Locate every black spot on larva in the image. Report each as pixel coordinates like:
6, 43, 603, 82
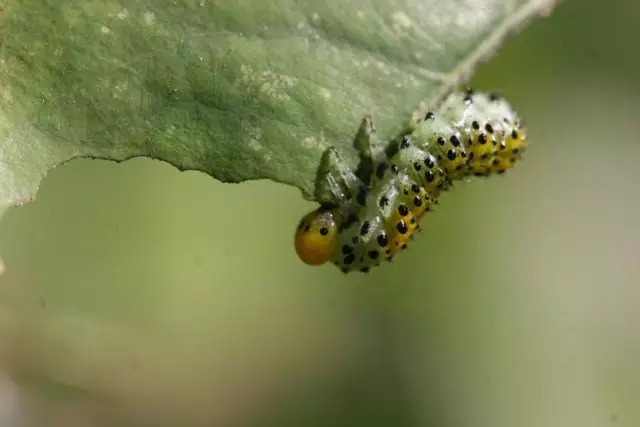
400, 136, 411, 149
356, 187, 367, 206
368, 250, 379, 260
379, 194, 389, 208
456, 164, 463, 171
492, 159, 501, 166
471, 121, 480, 130
503, 117, 511, 124
512, 148, 520, 155
425, 111, 435, 120
424, 157, 435, 168
376, 162, 389, 179
377, 233, 388, 247
450, 135, 461, 147
413, 161, 422, 171
478, 133, 487, 144
403, 189, 409, 195
342, 245, 353, 254
360, 221, 370, 236
481, 153, 489, 160
401, 244, 408, 250
398, 204, 409, 216
510, 157, 518, 163
511, 129, 519, 139
447, 149, 456, 161
390, 164, 399, 175
485, 123, 494, 134
425, 170, 435, 183
498, 169, 506, 174
474, 172, 485, 177
320, 227, 328, 235
437, 154, 443, 161
352, 236, 359, 245
410, 217, 416, 224
360, 267, 370, 273
411, 183, 421, 193
468, 152, 474, 160
396, 220, 408, 234
343, 253, 355, 265
304, 224, 310, 233
437, 136, 446, 146
489, 92, 501, 101
499, 142, 506, 150
413, 196, 423, 207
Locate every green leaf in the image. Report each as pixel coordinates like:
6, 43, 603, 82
0, 0, 559, 211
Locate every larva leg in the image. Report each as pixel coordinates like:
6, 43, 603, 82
314, 147, 364, 205
352, 115, 379, 161
353, 115, 387, 184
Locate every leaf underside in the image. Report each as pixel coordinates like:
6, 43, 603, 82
0, 0, 559, 212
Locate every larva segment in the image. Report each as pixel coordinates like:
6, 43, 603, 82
493, 128, 527, 173
374, 144, 449, 201
411, 116, 468, 182
333, 214, 387, 273
437, 91, 528, 176
387, 207, 418, 256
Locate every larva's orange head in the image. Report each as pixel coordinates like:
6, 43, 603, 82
294, 207, 340, 266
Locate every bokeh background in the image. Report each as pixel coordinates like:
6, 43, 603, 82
0, 0, 639, 426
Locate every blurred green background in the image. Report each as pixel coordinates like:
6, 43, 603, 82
1, 0, 639, 426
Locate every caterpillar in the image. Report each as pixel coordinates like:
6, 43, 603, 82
295, 89, 527, 273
